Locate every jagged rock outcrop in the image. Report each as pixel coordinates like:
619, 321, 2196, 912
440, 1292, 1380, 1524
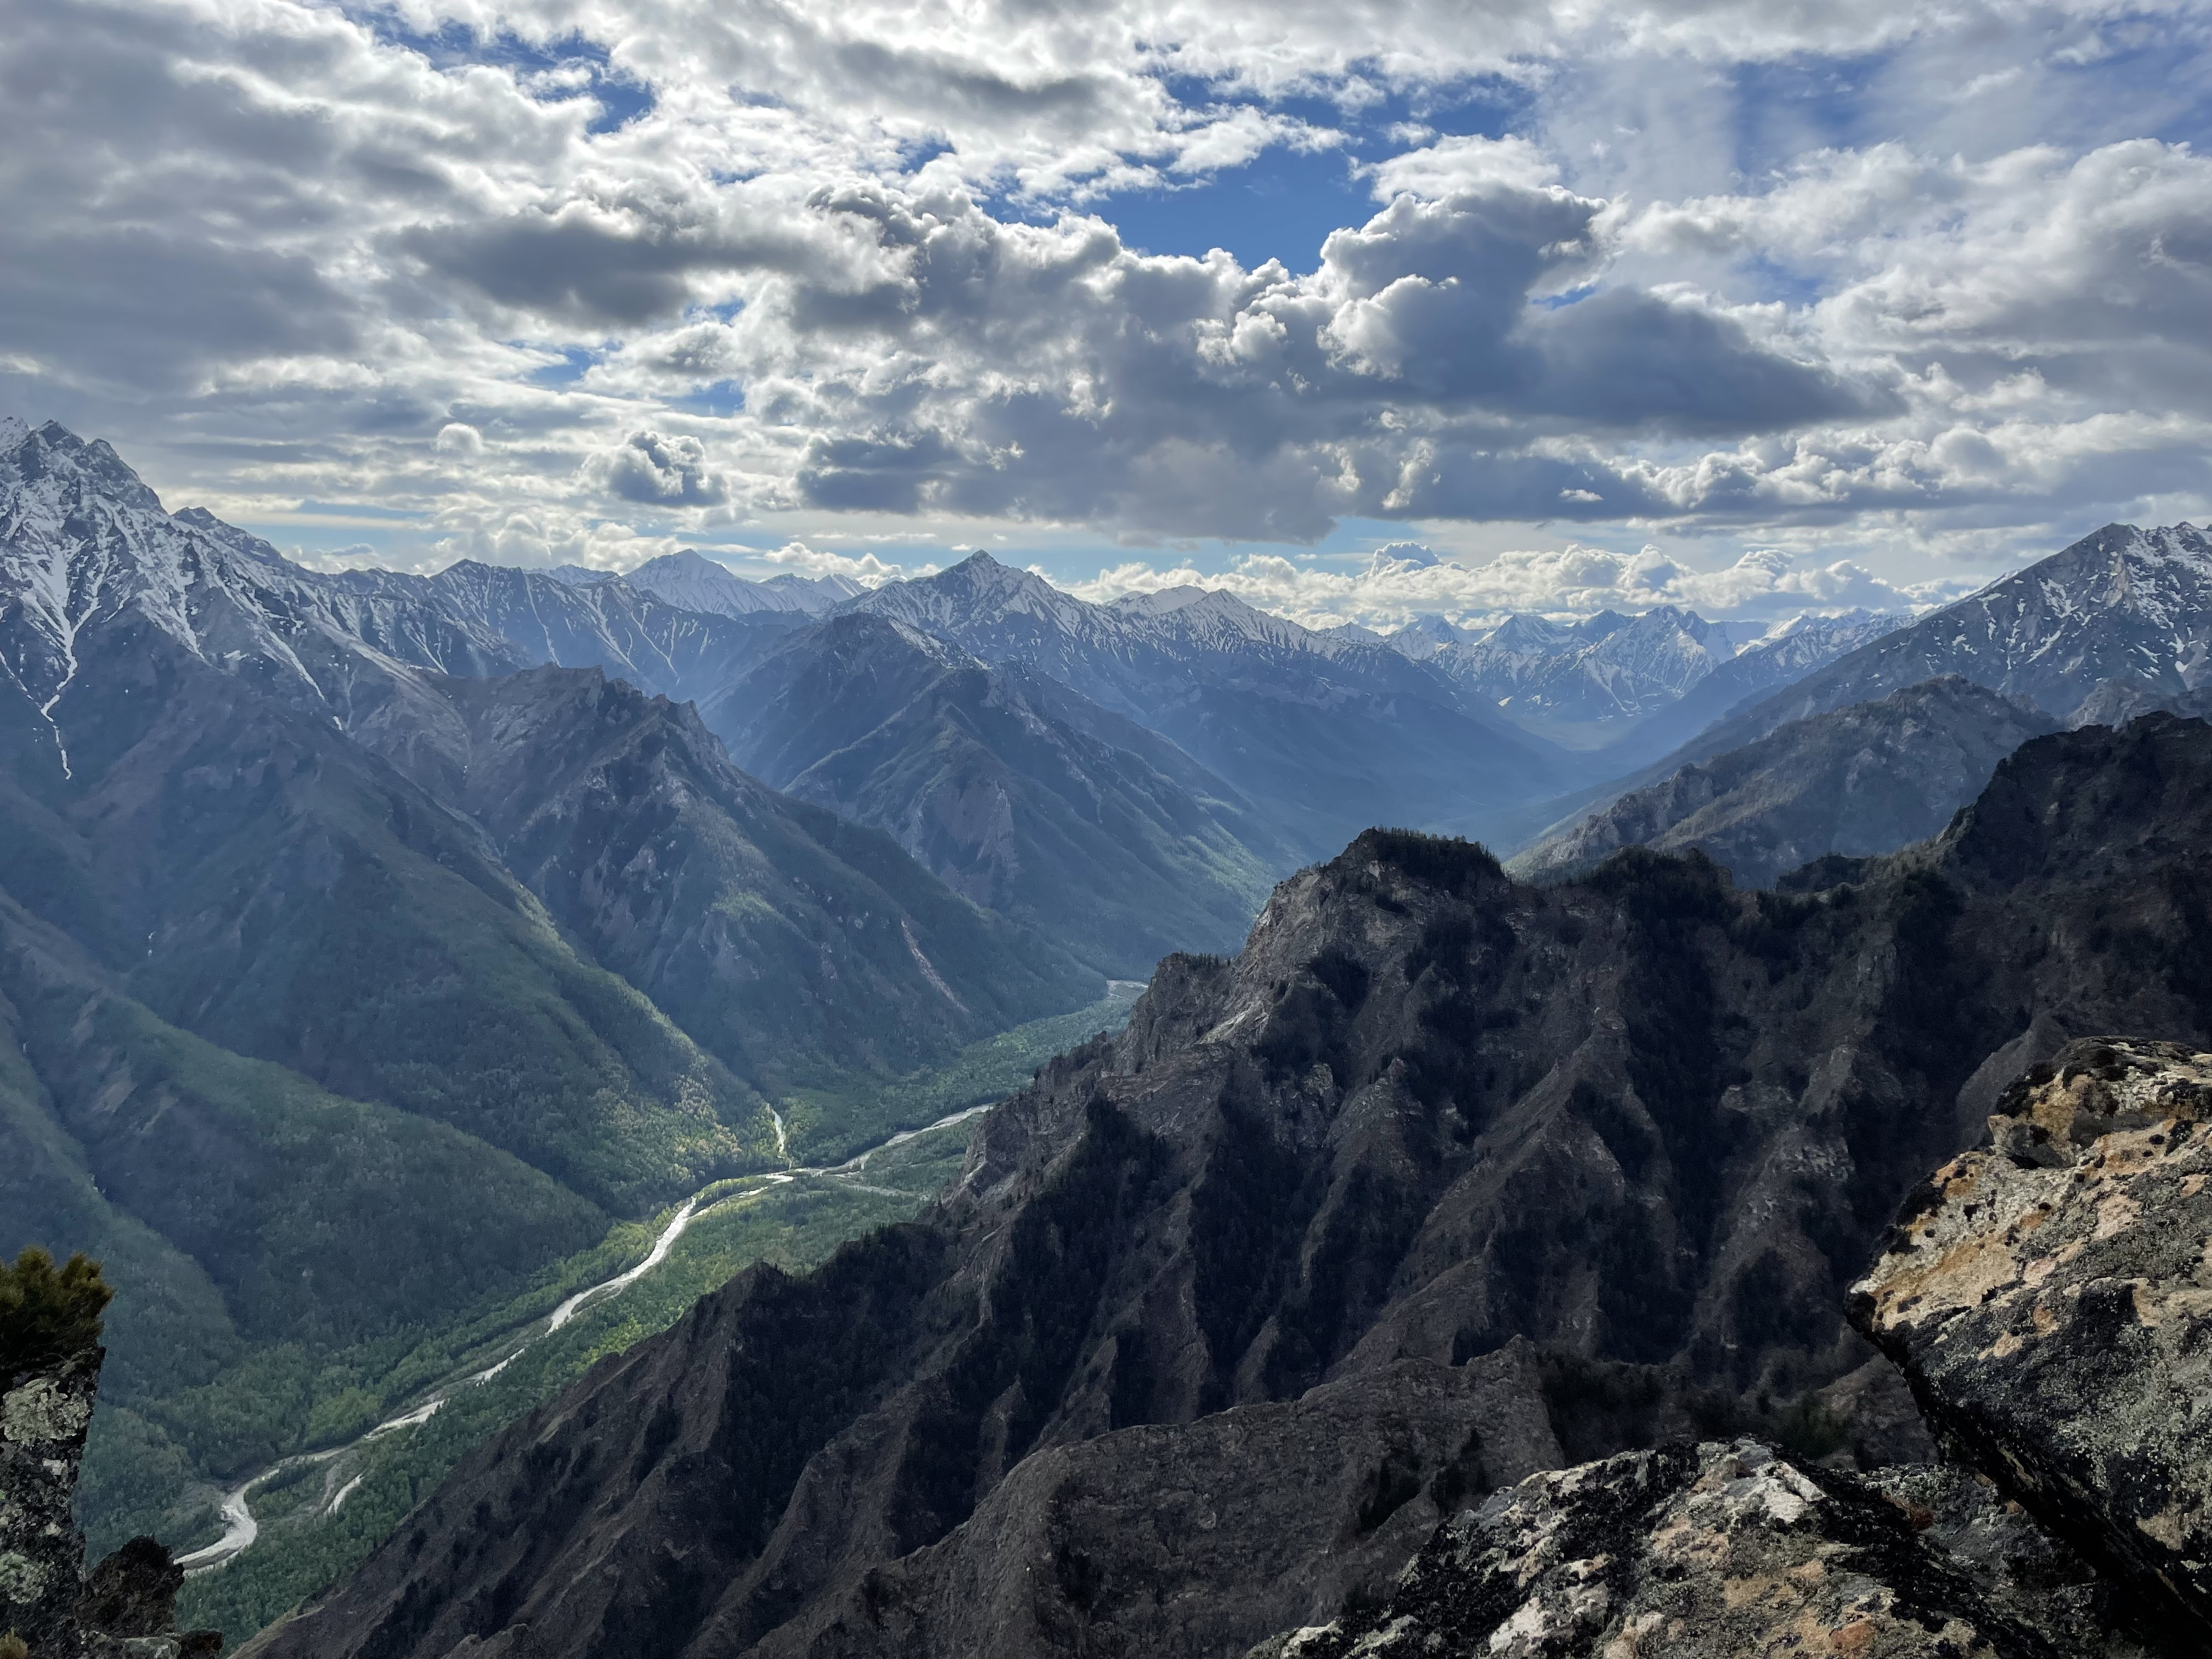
1851, 1037, 2212, 1640
1, 1331, 100, 1655
1248, 1442, 2146, 1658
0, 1251, 216, 1659
249, 717, 2212, 1659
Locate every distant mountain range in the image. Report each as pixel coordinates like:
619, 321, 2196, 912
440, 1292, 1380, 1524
1514, 520, 2212, 864
548, 549, 864, 618
1509, 677, 2058, 886
1368, 605, 1902, 752
0, 420, 1098, 1522
847, 557, 1567, 855
1645, 521, 2212, 768
706, 613, 1286, 976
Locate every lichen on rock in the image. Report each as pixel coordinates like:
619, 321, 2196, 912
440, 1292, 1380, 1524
1249, 1440, 2141, 1658
1849, 1036, 2212, 1641
0, 1250, 217, 1659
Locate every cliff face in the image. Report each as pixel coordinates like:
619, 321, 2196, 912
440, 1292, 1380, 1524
1, 1341, 99, 1655
0, 1251, 212, 1659
252, 717, 2212, 1659
1852, 1037, 2212, 1639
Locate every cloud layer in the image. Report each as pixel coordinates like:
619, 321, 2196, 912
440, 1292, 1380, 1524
1063, 541, 1967, 630
3, 0, 2208, 610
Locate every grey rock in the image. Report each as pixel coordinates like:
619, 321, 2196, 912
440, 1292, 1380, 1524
75, 1538, 178, 1639
1850, 1036, 2212, 1642
0, 1347, 99, 1658
1250, 1441, 2145, 1659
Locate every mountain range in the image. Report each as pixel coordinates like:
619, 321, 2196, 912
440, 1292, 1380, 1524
1370, 605, 1901, 753
1509, 677, 2059, 887
550, 550, 866, 619
16, 416, 2212, 1657
1511, 519, 2212, 871
0, 420, 1099, 1525
249, 713, 2212, 1659
705, 613, 1286, 975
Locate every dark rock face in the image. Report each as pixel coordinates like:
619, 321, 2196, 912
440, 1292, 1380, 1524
746, 1347, 1567, 1659
1850, 1036, 2212, 1641
255, 718, 2212, 1659
1513, 678, 2058, 887
75, 1538, 178, 1639
1, 1345, 99, 1656
1250, 1442, 2144, 1659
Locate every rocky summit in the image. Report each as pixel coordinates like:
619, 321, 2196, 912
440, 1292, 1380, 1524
1852, 1036, 2212, 1639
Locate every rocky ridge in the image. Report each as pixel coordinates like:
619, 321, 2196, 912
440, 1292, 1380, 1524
1242, 1035, 2212, 1658
1251, 1442, 2146, 1658
247, 715, 2212, 1659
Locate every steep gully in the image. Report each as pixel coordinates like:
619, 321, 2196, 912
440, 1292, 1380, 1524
174, 1100, 1004, 1576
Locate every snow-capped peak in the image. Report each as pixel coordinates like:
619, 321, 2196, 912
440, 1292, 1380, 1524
1108, 586, 1210, 617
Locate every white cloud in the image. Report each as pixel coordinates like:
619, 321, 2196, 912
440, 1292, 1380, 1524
1064, 540, 1967, 628
0, 0, 2206, 613
580, 429, 730, 505
758, 538, 924, 585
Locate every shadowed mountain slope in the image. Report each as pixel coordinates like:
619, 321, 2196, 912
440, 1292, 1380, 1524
703, 612, 1284, 974
252, 714, 2212, 1659
358, 663, 1101, 1088
851, 555, 1566, 855
1510, 678, 2058, 887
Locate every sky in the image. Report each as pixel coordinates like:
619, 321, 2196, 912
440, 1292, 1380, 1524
4, 0, 2210, 629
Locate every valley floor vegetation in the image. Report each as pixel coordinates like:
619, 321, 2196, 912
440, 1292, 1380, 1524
74, 982, 1141, 1644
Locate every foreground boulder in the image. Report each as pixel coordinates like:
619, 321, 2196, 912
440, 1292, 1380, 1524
1251, 1440, 2141, 1658
1850, 1036, 2212, 1640
0, 1249, 217, 1659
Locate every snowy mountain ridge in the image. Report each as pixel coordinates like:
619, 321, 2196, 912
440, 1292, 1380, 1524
616, 550, 862, 618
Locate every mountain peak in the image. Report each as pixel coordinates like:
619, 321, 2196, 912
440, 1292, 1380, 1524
1107, 585, 1209, 617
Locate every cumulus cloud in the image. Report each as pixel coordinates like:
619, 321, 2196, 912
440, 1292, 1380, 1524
0, 0, 2207, 611
758, 538, 926, 585
581, 429, 730, 505
1065, 542, 1971, 629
